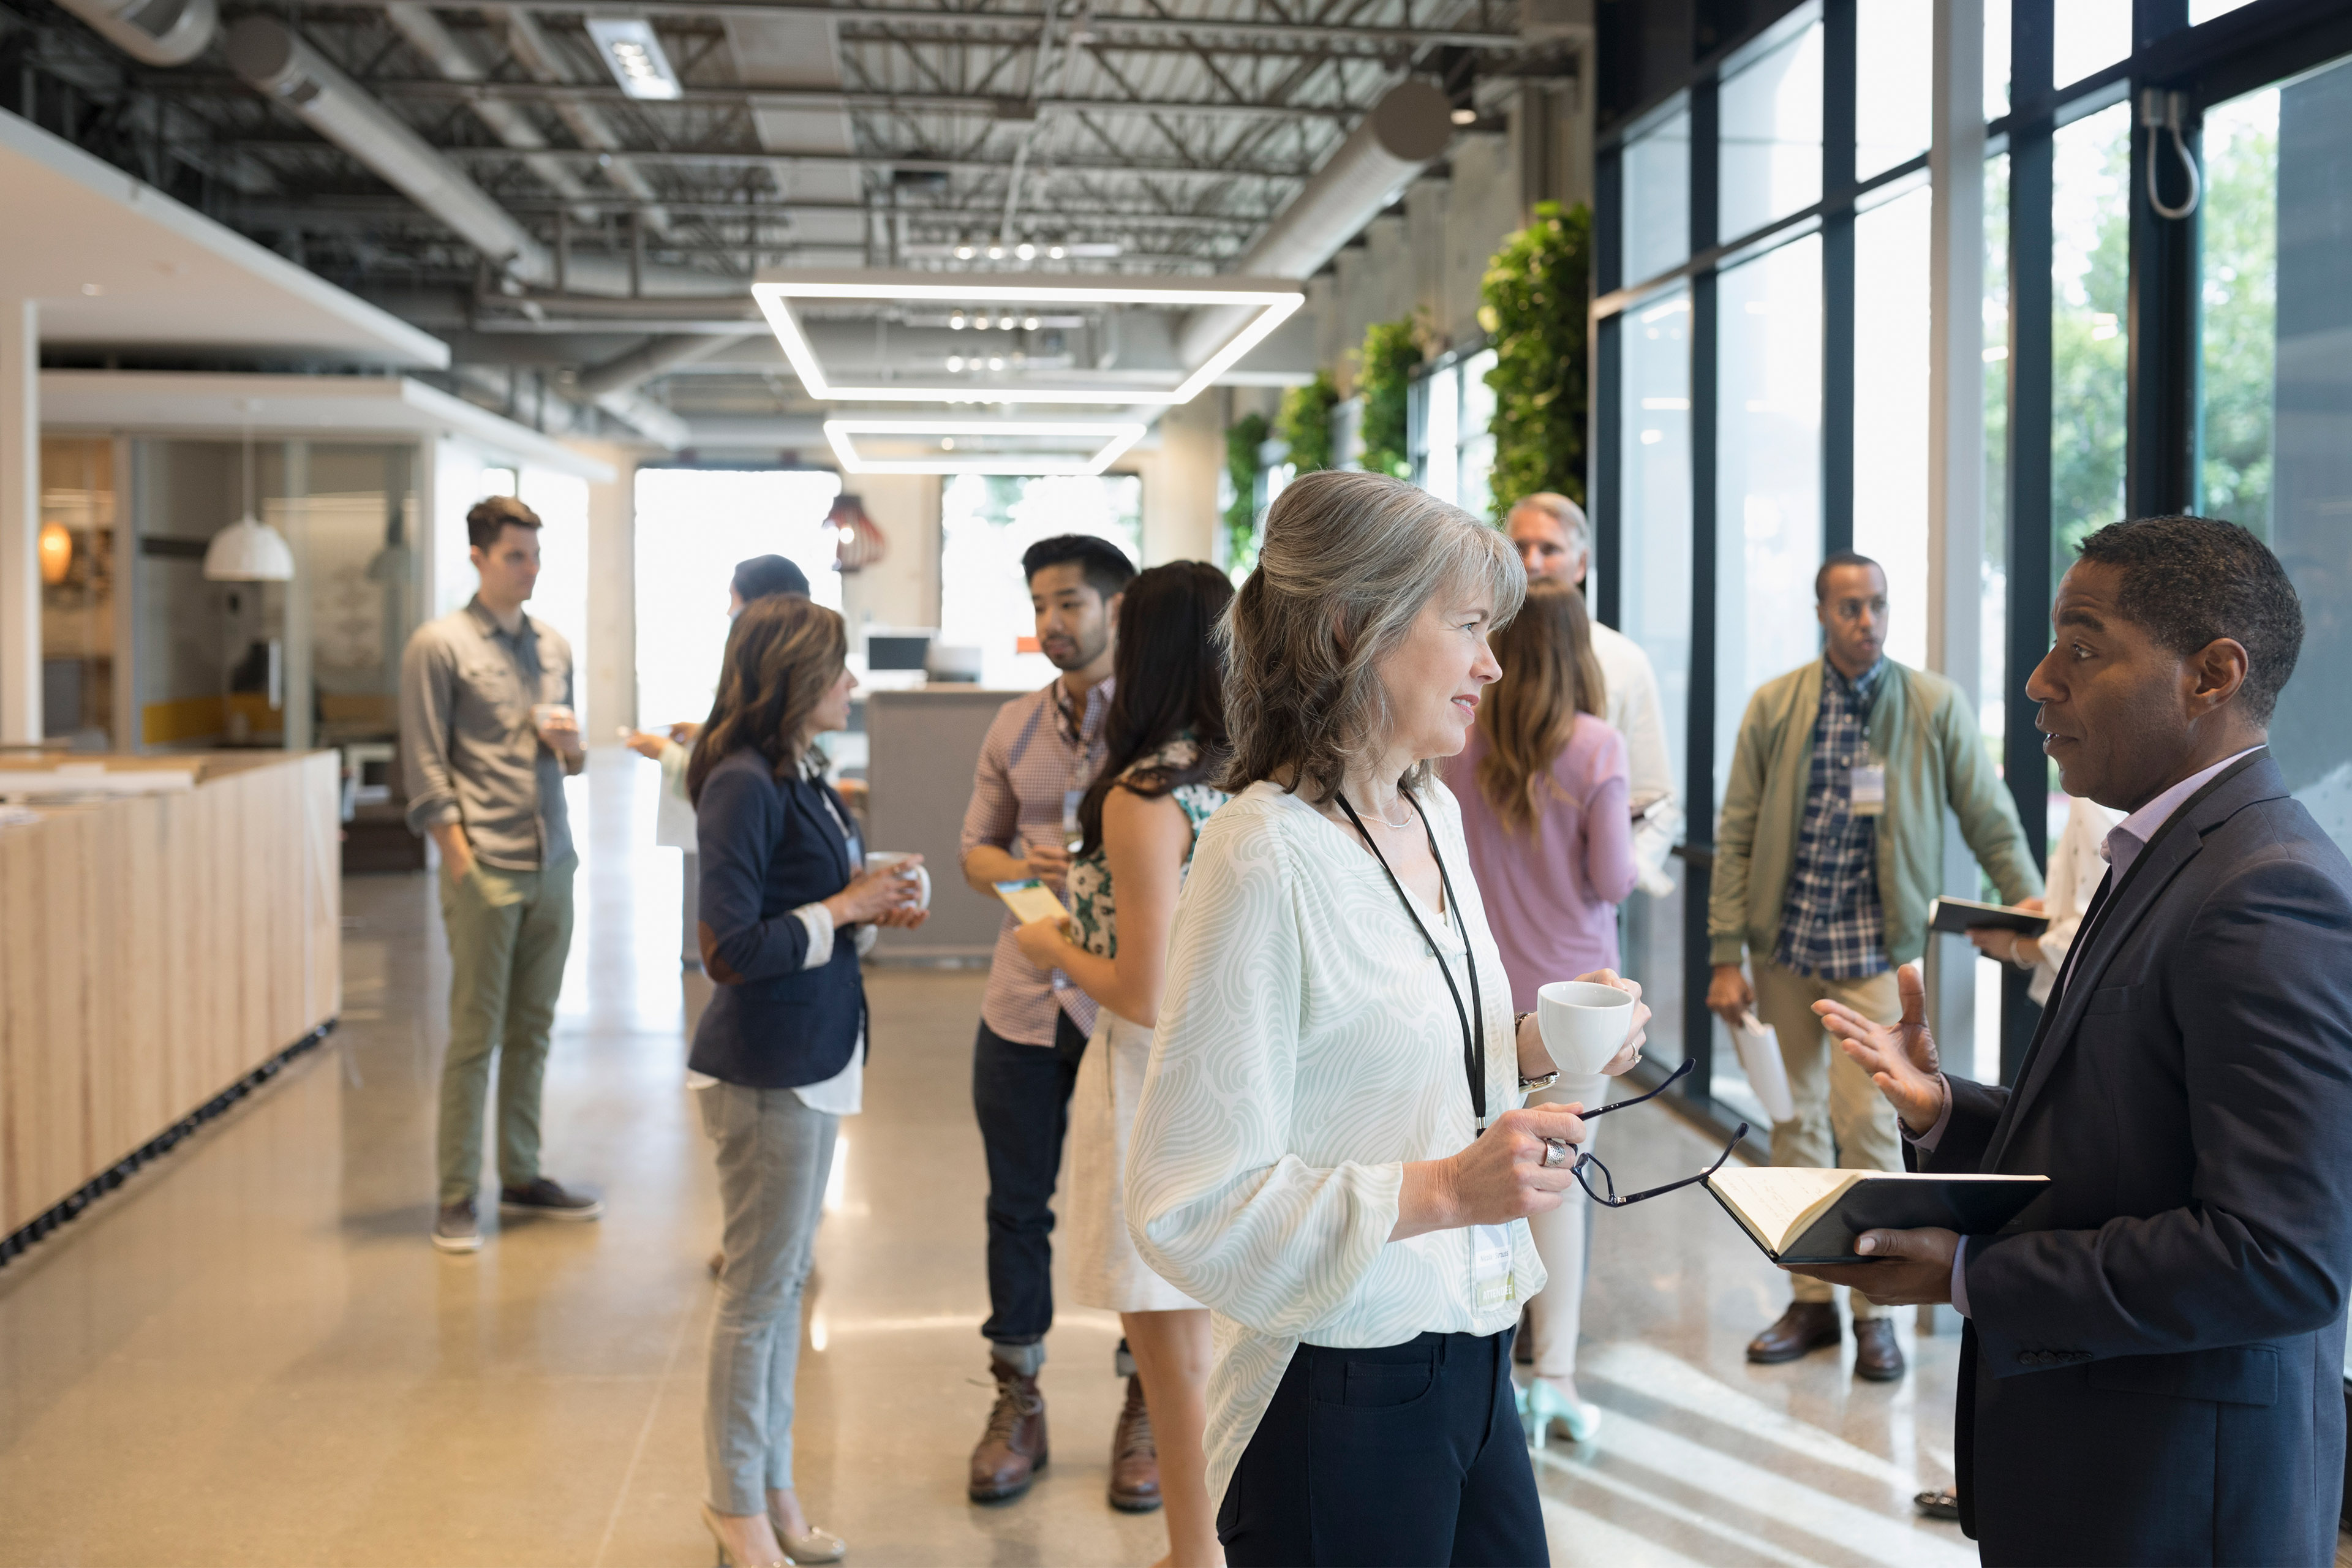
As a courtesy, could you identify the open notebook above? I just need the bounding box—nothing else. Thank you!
[1706,1167,2049,1265]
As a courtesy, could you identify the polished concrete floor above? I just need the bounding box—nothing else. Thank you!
[0,751,1981,1567]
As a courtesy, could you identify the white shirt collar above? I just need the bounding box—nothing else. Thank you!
[2100,745,2265,883]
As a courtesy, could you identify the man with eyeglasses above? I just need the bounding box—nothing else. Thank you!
[1709,551,2041,1382]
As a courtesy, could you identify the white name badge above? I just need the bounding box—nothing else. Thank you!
[1063,787,1087,840]
[1471,1223,1517,1310]
[1849,764,1887,818]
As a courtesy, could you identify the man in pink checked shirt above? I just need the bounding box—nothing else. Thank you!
[955,534,1142,1510]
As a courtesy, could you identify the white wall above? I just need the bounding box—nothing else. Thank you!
[570,440,638,734]
[839,473,941,635]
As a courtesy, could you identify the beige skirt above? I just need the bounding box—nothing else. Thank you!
[1069,1010,1203,1314]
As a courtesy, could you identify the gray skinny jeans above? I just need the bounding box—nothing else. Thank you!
[698,1079,837,1515]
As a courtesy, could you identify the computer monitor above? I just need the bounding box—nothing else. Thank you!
[867,634,932,673]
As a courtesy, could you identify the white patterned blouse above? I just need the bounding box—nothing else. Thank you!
[1126,777,1545,1509]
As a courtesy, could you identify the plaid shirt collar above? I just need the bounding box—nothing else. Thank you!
[1824,655,1886,709]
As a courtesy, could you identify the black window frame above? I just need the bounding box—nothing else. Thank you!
[1591,0,2352,1129]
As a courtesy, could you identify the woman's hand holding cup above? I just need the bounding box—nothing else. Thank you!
[824,854,927,927]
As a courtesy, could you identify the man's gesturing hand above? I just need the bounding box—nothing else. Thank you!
[1813,962,1947,1134]
[1782,1226,1959,1306]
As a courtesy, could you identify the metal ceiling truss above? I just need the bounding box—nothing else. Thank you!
[4,0,1564,426]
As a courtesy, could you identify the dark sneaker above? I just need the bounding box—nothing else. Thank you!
[498,1177,603,1221]
[432,1200,481,1253]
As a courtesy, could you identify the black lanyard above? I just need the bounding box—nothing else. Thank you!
[1334,790,1489,1131]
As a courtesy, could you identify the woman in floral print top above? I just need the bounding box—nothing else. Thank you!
[1012,560,1234,1568]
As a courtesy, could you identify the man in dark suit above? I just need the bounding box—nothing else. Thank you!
[1793,514,2352,1566]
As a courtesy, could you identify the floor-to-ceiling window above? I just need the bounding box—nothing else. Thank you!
[1594,0,2352,1118]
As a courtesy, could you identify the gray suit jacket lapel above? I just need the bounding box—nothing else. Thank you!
[1984,753,2286,1171]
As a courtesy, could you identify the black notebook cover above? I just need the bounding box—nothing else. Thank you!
[1928,897,2050,937]
[1711,1174,2051,1265]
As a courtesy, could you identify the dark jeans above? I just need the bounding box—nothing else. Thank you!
[971,1012,1089,1347]
[1218,1330,1547,1567]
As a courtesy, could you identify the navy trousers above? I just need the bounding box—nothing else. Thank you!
[1219,1329,1548,1567]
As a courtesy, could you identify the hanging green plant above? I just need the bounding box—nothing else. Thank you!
[1479,200,1593,520]
[1357,318,1422,480]
[1276,372,1339,474]
[1223,411,1270,577]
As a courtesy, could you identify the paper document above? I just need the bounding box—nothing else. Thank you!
[993,878,1069,927]
[1727,1011,1795,1123]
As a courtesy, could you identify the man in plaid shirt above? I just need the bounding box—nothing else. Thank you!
[1708,552,2040,1384]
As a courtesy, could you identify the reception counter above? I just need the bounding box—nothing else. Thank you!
[0,750,341,1246]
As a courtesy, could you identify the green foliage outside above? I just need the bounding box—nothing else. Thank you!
[1276,372,1339,475]
[1358,319,1422,479]
[2197,115,2277,535]
[1224,412,1270,578]
[1478,201,1593,519]
[2050,140,2130,573]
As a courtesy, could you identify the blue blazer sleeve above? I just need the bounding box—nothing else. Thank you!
[695,760,814,984]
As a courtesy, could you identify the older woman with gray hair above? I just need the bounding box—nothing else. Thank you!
[1126,471,1650,1566]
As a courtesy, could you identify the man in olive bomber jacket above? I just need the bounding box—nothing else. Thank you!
[1708,552,2042,1381]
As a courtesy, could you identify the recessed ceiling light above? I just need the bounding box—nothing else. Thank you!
[1450,106,1477,125]
[949,312,965,330]
[826,417,1147,476]
[946,355,965,371]
[987,355,1005,371]
[955,244,976,260]
[971,314,988,330]
[752,270,1308,407]
[1023,315,1040,330]
[1016,243,1036,260]
[585,19,682,100]
[998,315,1017,330]
[1047,245,1066,260]
[987,246,1005,260]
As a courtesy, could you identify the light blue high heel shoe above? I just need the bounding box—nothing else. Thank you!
[1517,1378,1602,1449]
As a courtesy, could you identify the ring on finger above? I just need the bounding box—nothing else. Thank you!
[1540,1137,1571,1169]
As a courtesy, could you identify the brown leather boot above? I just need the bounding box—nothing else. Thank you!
[1746,1300,1843,1363]
[1107,1375,1161,1513]
[968,1359,1049,1502]
[1852,1317,1907,1382]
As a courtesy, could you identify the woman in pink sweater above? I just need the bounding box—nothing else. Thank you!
[1444,578,1637,1449]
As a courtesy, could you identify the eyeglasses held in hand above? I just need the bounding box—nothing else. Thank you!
[1570,1059,1749,1208]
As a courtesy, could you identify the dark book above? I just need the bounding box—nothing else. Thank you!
[1706,1167,2051,1265]
[1929,896,2051,937]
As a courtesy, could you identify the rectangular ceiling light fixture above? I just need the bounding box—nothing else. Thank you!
[824,418,1148,476]
[754,270,1305,407]
[585,19,682,100]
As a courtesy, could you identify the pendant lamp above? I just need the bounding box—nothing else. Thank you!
[827,492,886,573]
[204,419,295,582]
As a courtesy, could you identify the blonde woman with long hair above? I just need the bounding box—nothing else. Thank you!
[1442,578,1637,1449]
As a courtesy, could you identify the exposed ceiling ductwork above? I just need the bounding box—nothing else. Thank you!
[226,15,554,284]
[1175,77,1452,371]
[379,2,598,224]
[496,6,676,236]
[53,0,215,66]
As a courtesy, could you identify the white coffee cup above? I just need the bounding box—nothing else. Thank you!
[865,851,931,911]
[1536,980,1636,1075]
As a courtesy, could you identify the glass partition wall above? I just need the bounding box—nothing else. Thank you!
[1593,0,2352,1122]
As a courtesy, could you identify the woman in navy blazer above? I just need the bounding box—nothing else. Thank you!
[686,596,926,1568]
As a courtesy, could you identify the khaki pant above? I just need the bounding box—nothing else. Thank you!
[1751,961,1903,1318]
[436,854,576,1205]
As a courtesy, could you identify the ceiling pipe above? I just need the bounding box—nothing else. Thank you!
[227,15,554,284]
[380,2,599,223]
[1173,78,1451,371]
[54,0,216,66]
[227,16,739,298]
[496,6,676,236]
[576,333,750,401]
